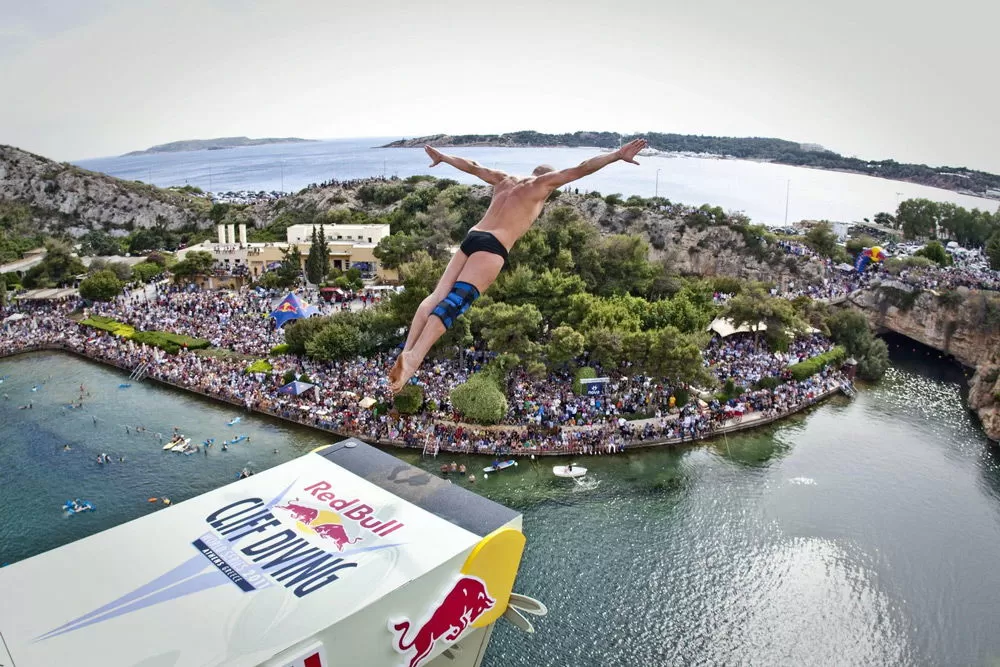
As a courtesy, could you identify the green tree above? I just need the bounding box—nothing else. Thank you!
[283,315,331,354]
[393,385,424,415]
[388,252,443,325]
[305,227,324,284]
[450,374,508,424]
[583,327,625,368]
[22,241,86,288]
[634,327,707,383]
[725,288,803,345]
[592,235,655,296]
[873,212,896,228]
[0,278,7,307]
[305,318,363,361]
[79,231,122,256]
[857,337,890,381]
[805,222,839,259]
[914,240,952,266]
[545,325,584,367]
[171,251,215,280]
[374,233,420,270]
[896,198,940,239]
[316,225,329,278]
[986,231,1000,270]
[132,262,164,283]
[470,302,543,359]
[79,269,123,301]
[277,246,303,287]
[106,261,133,282]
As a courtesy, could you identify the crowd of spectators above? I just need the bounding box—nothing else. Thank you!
[0,288,852,456]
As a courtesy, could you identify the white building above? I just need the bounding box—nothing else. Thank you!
[285,224,390,246]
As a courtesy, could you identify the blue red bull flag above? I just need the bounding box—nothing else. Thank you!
[0,448,525,667]
[270,293,319,328]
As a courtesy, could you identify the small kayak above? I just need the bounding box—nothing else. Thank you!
[227,417,242,426]
[64,500,95,515]
[119,383,131,389]
[483,460,517,474]
[202,438,215,447]
[553,465,587,478]
[228,435,247,445]
[163,438,183,450]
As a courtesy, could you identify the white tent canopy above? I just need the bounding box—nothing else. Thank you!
[708,317,819,338]
[708,318,766,338]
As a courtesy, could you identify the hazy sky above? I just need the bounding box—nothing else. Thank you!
[2,0,997,170]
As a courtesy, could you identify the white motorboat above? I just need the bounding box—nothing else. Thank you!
[171,438,191,452]
[552,465,587,478]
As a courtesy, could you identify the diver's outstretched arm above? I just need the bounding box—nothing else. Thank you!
[535,138,647,190]
[425,145,508,186]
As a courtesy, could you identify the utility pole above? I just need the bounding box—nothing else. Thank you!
[784,179,791,225]
[655,169,661,199]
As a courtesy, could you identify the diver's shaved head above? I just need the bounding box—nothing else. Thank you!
[532,164,554,176]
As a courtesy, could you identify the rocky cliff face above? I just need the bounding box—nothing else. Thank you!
[848,286,1000,439]
[0,145,210,236]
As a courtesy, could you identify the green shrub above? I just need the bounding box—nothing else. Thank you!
[298,373,312,384]
[787,346,846,381]
[450,374,508,424]
[80,316,136,338]
[672,386,690,407]
[393,384,424,415]
[246,359,273,374]
[282,370,297,385]
[130,330,210,354]
[572,366,597,395]
[270,343,290,355]
[937,290,964,309]
[754,376,782,390]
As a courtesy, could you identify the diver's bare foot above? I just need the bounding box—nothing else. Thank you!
[389,355,404,388]
[389,351,419,394]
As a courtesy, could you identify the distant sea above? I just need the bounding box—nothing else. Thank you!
[75,138,999,225]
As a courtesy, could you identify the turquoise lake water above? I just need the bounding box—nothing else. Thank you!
[2,346,1000,666]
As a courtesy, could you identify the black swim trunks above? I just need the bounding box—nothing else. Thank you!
[460,230,509,271]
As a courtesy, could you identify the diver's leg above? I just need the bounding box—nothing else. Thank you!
[390,253,504,393]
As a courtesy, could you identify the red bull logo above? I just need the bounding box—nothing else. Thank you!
[276,301,298,312]
[389,575,495,667]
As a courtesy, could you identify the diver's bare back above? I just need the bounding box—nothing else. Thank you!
[469,177,549,249]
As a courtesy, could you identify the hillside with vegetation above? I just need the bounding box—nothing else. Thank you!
[382,131,1000,197]
[122,136,314,156]
[0,145,212,257]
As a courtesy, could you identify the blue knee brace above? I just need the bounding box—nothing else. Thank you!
[431,281,480,329]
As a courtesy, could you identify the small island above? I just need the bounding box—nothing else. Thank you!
[123,136,315,157]
[382,131,1000,198]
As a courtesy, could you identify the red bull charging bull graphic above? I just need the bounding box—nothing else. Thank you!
[389,575,495,667]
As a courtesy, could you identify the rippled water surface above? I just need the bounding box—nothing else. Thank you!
[2,349,1000,666]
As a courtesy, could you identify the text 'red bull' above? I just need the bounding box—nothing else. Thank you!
[303,480,404,538]
[390,576,495,667]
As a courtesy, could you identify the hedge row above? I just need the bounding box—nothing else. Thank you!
[80,316,135,338]
[787,346,847,381]
[246,359,274,374]
[80,316,209,355]
[131,330,211,355]
[572,366,597,396]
